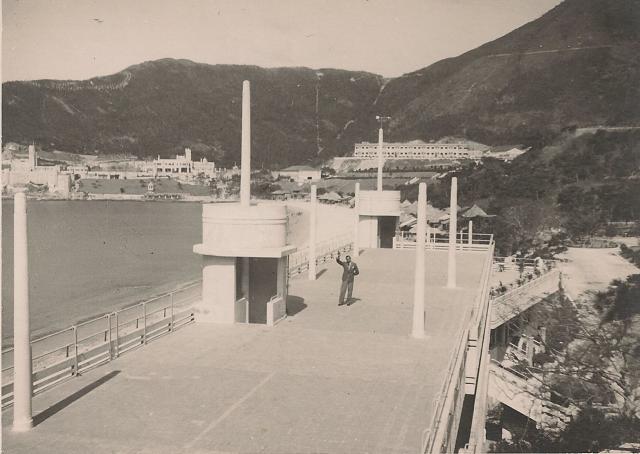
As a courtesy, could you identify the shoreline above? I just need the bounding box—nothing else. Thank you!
[1,198,354,343]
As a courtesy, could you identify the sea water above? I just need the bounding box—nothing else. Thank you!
[2,200,202,340]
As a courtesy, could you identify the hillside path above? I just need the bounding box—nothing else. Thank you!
[557,247,639,300]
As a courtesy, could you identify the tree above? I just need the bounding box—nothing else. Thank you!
[321,166,336,178]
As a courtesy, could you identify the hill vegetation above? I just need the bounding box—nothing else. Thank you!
[3,0,639,167]
[376,0,640,147]
[2,61,383,168]
[400,129,640,255]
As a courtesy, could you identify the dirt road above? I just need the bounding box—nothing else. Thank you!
[558,247,639,300]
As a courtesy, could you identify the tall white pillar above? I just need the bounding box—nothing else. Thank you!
[13,192,33,432]
[0,172,3,450]
[240,80,251,207]
[241,257,250,301]
[309,185,317,280]
[412,183,427,338]
[377,128,384,191]
[468,220,473,246]
[447,177,458,289]
[353,183,360,258]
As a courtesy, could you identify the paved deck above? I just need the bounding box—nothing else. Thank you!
[4,248,488,454]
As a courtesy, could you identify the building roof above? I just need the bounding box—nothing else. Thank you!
[3,248,491,454]
[487,145,526,153]
[318,191,343,201]
[280,165,318,172]
[462,204,495,218]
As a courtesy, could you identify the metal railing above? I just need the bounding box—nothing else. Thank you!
[490,269,561,329]
[492,256,557,272]
[1,281,200,408]
[394,231,494,251]
[422,242,495,453]
[288,232,354,278]
[463,248,499,453]
[490,260,558,299]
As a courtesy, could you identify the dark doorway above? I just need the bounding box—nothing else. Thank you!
[379,216,397,248]
[248,258,278,323]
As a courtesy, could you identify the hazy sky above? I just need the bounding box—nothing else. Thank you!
[2,0,561,82]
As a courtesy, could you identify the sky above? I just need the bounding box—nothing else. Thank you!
[2,0,562,82]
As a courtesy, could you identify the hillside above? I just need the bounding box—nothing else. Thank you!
[2,60,383,167]
[375,0,640,147]
[406,128,640,255]
[2,0,639,166]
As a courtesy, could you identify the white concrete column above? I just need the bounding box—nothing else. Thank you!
[426,224,431,248]
[309,185,317,280]
[277,257,287,299]
[353,183,360,258]
[412,183,427,338]
[447,177,458,289]
[241,257,250,301]
[240,80,251,207]
[13,192,33,432]
[377,128,384,191]
[468,220,473,246]
[0,180,3,450]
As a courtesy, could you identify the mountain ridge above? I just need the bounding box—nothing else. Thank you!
[3,0,639,166]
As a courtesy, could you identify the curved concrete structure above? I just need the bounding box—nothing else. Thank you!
[195,203,293,257]
[194,81,294,326]
[358,190,401,216]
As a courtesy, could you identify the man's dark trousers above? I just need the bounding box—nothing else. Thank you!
[339,279,354,305]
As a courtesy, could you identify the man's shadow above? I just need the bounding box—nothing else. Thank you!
[286,295,307,316]
[346,297,362,306]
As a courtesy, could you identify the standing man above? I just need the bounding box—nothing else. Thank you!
[336,252,359,306]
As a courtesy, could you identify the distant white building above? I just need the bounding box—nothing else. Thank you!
[353,140,483,160]
[153,148,215,179]
[484,145,529,161]
[3,145,70,196]
[276,165,322,183]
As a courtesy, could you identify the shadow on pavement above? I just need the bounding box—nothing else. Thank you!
[286,295,307,317]
[33,370,121,427]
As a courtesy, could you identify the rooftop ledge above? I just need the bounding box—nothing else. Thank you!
[193,243,296,258]
[5,248,492,454]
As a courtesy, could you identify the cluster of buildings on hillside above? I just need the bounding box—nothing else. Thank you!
[1,145,229,196]
[1,137,528,197]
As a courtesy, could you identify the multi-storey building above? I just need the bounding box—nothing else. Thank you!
[353,140,483,160]
[152,148,216,179]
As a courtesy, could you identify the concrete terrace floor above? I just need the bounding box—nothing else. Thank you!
[3,248,488,454]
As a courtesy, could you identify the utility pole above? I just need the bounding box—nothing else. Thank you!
[315,72,324,155]
[375,115,391,191]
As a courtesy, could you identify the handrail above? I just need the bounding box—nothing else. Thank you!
[465,247,496,453]
[1,280,200,408]
[492,269,560,304]
[394,231,494,251]
[422,307,472,454]
[288,231,354,277]
[422,242,495,453]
